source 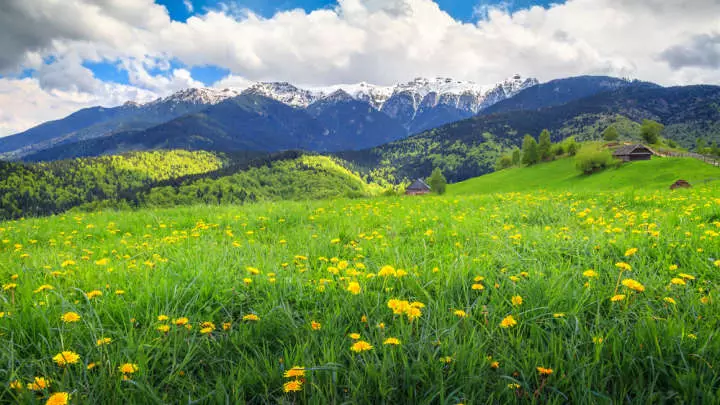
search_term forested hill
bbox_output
[0,150,380,220]
[338,84,720,183]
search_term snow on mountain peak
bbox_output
[150,87,240,106]
[243,82,318,107]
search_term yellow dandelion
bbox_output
[583,270,598,278]
[511,295,523,306]
[86,290,102,299]
[610,294,626,302]
[348,333,361,340]
[96,337,112,346]
[243,314,260,322]
[45,392,70,405]
[454,309,468,318]
[383,337,401,345]
[350,340,373,353]
[347,282,361,295]
[173,317,189,326]
[621,279,645,292]
[500,315,517,328]
[61,312,81,323]
[118,363,139,374]
[663,297,677,305]
[33,284,54,293]
[537,367,553,376]
[53,351,80,367]
[311,320,321,330]
[624,248,638,257]
[670,278,686,286]
[283,367,305,378]
[283,380,302,393]
[27,376,51,390]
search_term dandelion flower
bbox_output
[348,333,361,340]
[500,315,517,328]
[53,351,80,367]
[310,321,321,330]
[243,314,260,322]
[511,295,523,306]
[61,312,81,323]
[663,297,677,305]
[615,262,632,271]
[283,367,305,378]
[350,340,373,353]
[537,367,553,376]
[283,380,302,392]
[471,283,485,290]
[610,294,626,302]
[118,363,139,374]
[45,392,69,405]
[383,337,401,345]
[157,325,170,333]
[173,317,189,326]
[9,380,23,391]
[34,285,54,293]
[157,315,169,322]
[621,279,645,292]
[670,278,686,286]
[27,376,51,390]
[96,337,112,346]
[583,270,598,278]
[347,282,361,295]
[624,248,638,257]
[86,290,102,299]
[454,309,468,318]
[678,273,695,280]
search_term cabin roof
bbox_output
[613,144,652,156]
[407,179,431,191]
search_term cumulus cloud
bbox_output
[661,33,720,70]
[1,0,720,135]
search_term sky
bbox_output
[0,0,719,137]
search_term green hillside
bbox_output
[0,150,382,220]
[449,157,719,195]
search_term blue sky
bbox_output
[157,0,561,24]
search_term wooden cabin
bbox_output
[406,179,431,195]
[613,144,654,162]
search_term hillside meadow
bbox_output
[1,182,719,404]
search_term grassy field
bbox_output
[449,157,719,195]
[1,179,720,403]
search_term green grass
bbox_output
[449,156,719,195]
[1,185,719,403]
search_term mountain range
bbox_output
[0,75,538,160]
[3,74,719,175]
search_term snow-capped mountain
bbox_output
[1,74,540,159]
[147,87,240,106]
[235,74,538,133]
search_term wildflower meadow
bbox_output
[1,188,719,404]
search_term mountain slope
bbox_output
[448,156,719,195]
[23,94,327,161]
[0,88,240,159]
[482,76,659,115]
[340,84,720,183]
[306,91,408,150]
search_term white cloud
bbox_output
[1,0,720,136]
[0,77,157,136]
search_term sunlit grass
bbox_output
[1,187,719,403]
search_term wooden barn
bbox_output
[613,144,654,162]
[406,179,431,195]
